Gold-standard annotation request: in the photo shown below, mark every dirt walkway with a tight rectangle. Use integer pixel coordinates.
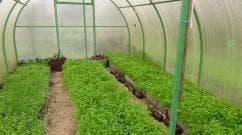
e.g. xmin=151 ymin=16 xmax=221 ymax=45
xmin=45 ymin=72 xmax=76 ymax=135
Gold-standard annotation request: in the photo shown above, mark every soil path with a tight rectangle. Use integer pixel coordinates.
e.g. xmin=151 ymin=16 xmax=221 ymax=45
xmin=45 ymin=72 xmax=76 ymax=135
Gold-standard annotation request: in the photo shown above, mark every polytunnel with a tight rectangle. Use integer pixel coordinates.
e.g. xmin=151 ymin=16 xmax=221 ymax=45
xmin=0 ymin=0 xmax=242 ymax=134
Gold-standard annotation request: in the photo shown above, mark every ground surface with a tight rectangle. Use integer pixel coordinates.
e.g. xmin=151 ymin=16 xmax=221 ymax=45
xmin=45 ymin=72 xmax=76 ymax=135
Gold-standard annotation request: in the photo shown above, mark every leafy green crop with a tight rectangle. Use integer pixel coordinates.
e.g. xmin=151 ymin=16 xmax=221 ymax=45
xmin=108 ymin=54 xmax=242 ymax=135
xmin=62 ymin=60 xmax=168 ymax=135
xmin=0 ymin=62 xmax=50 ymax=134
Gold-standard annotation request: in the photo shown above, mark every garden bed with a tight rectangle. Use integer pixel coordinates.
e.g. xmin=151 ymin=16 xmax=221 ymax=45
xmin=108 ymin=63 xmax=183 ymax=134
xmin=0 ymin=62 xmax=50 ymax=134
xmin=108 ymin=54 xmax=242 ymax=134
xmin=62 ymin=60 xmax=168 ymax=134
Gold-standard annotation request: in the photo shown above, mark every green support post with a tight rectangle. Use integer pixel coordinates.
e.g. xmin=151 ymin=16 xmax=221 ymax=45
xmin=82 ymin=0 xmax=88 ymax=59
xmin=91 ymin=0 xmax=97 ymax=55
xmin=169 ymin=0 xmax=193 ymax=135
xmin=53 ymin=0 xmax=61 ymax=57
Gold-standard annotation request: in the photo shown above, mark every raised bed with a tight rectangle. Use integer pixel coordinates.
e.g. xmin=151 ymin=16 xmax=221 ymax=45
xmin=0 ymin=62 xmax=50 ymax=134
xmin=108 ymin=54 xmax=242 ymax=134
xmin=108 ymin=63 xmax=183 ymax=135
xmin=90 ymin=53 xmax=109 ymax=68
xmin=62 ymin=60 xmax=168 ymax=134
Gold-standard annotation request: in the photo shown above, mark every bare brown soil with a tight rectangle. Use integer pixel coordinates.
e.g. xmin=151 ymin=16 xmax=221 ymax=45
xmin=45 ymin=72 xmax=76 ymax=135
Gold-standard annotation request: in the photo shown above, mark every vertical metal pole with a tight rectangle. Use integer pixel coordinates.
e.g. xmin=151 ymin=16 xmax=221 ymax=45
xmin=82 ymin=0 xmax=88 ymax=59
xmin=169 ymin=0 xmax=193 ymax=135
xmin=180 ymin=0 xmax=193 ymax=98
xmin=91 ymin=0 xmax=97 ymax=55
xmin=53 ymin=0 xmax=61 ymax=57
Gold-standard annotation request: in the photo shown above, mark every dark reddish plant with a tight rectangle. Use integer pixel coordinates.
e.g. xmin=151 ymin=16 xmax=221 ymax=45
xmin=49 ymin=53 xmax=66 ymax=72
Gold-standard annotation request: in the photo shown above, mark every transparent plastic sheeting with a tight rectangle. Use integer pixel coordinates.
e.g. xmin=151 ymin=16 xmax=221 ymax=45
xmin=0 ymin=0 xmax=242 ymax=106
xmin=15 ymin=0 xmax=128 ymax=59
xmin=195 ymin=0 xmax=242 ymax=105
xmin=0 ymin=0 xmax=25 ymax=82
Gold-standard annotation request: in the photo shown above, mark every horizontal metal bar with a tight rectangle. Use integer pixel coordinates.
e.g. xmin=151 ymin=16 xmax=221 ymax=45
xmin=16 ymin=25 xmax=127 ymax=28
xmin=119 ymin=0 xmax=180 ymax=8
xmin=57 ymin=1 xmax=92 ymax=5
xmin=13 ymin=0 xmax=28 ymax=6
xmin=16 ymin=25 xmax=55 ymax=28
xmin=95 ymin=26 xmax=127 ymax=28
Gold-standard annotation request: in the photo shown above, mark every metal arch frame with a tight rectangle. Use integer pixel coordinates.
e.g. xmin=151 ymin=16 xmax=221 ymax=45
xmin=5 ymin=0 xmax=204 ymax=93
xmin=15 ymin=25 xmax=128 ymax=28
xmin=119 ymin=0 xmax=181 ymax=8
xmin=125 ymin=0 xmax=146 ymax=60
xmin=3 ymin=0 xmax=206 ymax=134
xmin=149 ymin=0 xmax=168 ymax=71
xmin=13 ymin=1 xmax=31 ymax=64
xmin=2 ymin=1 xmax=18 ymax=73
xmin=117 ymin=0 xmax=204 ymax=85
xmin=13 ymin=0 xmax=131 ymax=58
xmin=193 ymin=8 xmax=204 ymax=86
xmin=109 ymin=0 xmax=131 ymax=55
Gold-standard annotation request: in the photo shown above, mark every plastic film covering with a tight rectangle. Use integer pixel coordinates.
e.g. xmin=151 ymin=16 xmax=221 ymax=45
xmin=60 ymin=28 xmax=85 ymax=59
xmin=96 ymin=28 xmax=128 ymax=54
xmin=58 ymin=4 xmax=84 ymax=26
xmin=129 ymin=0 xmax=150 ymax=5
xmin=95 ymin=0 xmax=128 ymax=53
xmin=112 ymin=0 xmax=128 ymax=7
xmin=135 ymin=5 xmax=164 ymax=67
xmin=96 ymin=0 xmax=125 ymax=26
xmin=0 ymin=0 xmax=25 ymax=79
xmin=15 ymin=0 xmax=128 ymax=60
xmin=195 ymin=0 xmax=242 ymax=105
xmin=16 ymin=28 xmax=57 ymax=60
xmin=185 ymin=12 xmax=201 ymax=84
xmin=4 ymin=4 xmax=22 ymax=71
xmin=17 ymin=0 xmax=55 ymax=26
xmin=60 ymin=27 xmax=94 ymax=58
xmin=156 ymin=2 xmax=180 ymax=73
xmin=57 ymin=4 xmax=93 ymax=58
xmin=16 ymin=0 xmax=56 ymax=60
xmin=121 ymin=7 xmax=143 ymax=58
xmin=0 ymin=0 xmax=14 ymax=82
xmin=1 ymin=0 xmax=241 ymax=106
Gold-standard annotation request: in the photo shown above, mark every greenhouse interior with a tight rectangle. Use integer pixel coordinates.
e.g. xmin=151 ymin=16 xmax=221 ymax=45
xmin=0 ymin=0 xmax=242 ymax=134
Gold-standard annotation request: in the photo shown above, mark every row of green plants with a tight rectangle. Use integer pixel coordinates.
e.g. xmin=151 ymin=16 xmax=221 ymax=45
xmin=0 ymin=62 xmax=50 ymax=134
xmin=108 ymin=54 xmax=242 ymax=135
xmin=62 ymin=60 xmax=168 ymax=134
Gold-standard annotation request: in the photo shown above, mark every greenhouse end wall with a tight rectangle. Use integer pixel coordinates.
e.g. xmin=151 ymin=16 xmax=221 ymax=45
xmin=0 ymin=0 xmax=242 ymax=106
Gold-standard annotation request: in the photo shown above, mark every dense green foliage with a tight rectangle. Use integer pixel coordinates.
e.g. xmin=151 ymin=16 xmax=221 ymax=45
xmin=63 ymin=60 xmax=168 ymax=135
xmin=109 ymin=54 xmax=242 ymax=135
xmin=0 ymin=62 xmax=50 ymax=134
